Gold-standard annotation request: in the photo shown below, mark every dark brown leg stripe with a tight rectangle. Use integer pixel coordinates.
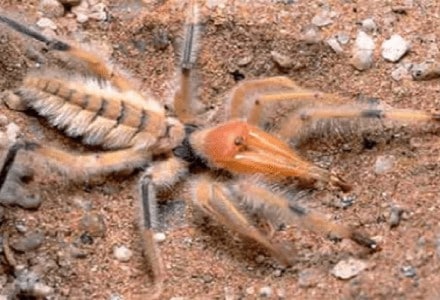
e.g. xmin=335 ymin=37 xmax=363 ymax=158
xmin=116 ymin=100 xmax=126 ymax=125
xmin=0 ymin=141 xmax=39 ymax=191
xmin=81 ymin=94 xmax=90 ymax=109
xmin=136 ymin=109 xmax=148 ymax=134
xmin=351 ymin=230 xmax=378 ymax=250
xmin=360 ymin=109 xmax=385 ymax=119
xmin=140 ymin=178 xmax=153 ymax=229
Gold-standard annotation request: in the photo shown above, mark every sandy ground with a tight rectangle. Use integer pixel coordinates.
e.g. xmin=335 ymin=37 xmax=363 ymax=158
xmin=1 ymin=0 xmax=440 ymax=299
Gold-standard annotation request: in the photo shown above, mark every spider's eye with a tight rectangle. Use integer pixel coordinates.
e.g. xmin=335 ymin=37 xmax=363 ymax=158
xmin=234 ymin=136 xmax=244 ymax=146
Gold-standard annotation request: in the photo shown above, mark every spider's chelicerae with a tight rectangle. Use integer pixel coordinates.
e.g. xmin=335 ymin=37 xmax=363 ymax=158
xmin=1 ymin=2 xmax=439 ymax=298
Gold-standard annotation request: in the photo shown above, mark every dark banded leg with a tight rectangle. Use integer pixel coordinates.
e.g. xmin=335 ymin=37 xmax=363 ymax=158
xmin=173 ymin=0 xmax=200 ymax=123
xmin=0 ymin=15 xmax=134 ymax=91
xmin=138 ymin=176 xmax=164 ymax=298
xmin=137 ymin=157 xmax=187 ymax=298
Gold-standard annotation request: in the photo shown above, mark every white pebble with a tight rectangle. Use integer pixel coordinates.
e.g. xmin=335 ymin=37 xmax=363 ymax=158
xmin=312 ymin=11 xmax=333 ymax=27
xmin=374 ymin=155 xmax=396 ymax=174
xmin=154 ymin=232 xmax=166 ymax=243
xmin=36 ymin=17 xmax=57 ymax=30
xmin=39 ymin=0 xmax=65 ymax=18
xmin=381 ymin=34 xmax=410 ymax=62
xmin=361 ymin=18 xmax=377 ymax=33
xmin=76 ymin=13 xmax=89 ymax=24
xmin=336 ymin=32 xmax=349 ymax=44
xmin=113 ymin=245 xmax=132 ymax=262
xmin=327 ymin=37 xmax=344 ymax=53
xmin=6 ymin=122 xmax=20 ymax=143
xmin=350 ymin=31 xmax=375 ymax=70
xmin=259 ymin=286 xmax=273 ymax=298
xmin=331 ymin=258 xmax=367 ymax=280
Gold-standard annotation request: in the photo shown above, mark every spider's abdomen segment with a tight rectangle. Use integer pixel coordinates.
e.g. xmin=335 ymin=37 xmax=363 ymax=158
xmin=19 ymin=75 xmax=166 ymax=149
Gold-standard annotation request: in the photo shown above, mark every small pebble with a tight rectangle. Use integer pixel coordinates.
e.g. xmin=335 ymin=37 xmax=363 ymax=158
xmin=17 ymin=195 xmax=42 ymax=210
xmin=327 ymin=37 xmax=344 ymax=53
xmin=80 ymin=213 xmax=106 ymax=237
xmin=361 ymin=18 xmax=377 ymax=33
xmin=11 ymin=231 xmax=45 ymax=252
xmin=154 ymin=232 xmax=166 ymax=243
xmin=336 ymin=32 xmax=349 ymax=44
xmin=259 ymin=286 xmax=273 ymax=298
xmin=6 ymin=122 xmax=21 ymax=143
xmin=298 ymin=268 xmax=320 ymax=288
xmin=255 ymin=254 xmax=265 ymax=263
xmin=381 ymin=34 xmax=410 ymax=62
xmin=331 ymin=258 xmax=367 ymax=280
xmin=109 ymin=294 xmax=124 ymax=300
xmin=36 ymin=17 xmax=57 ymax=30
xmin=76 ymin=13 xmax=89 ymax=24
xmin=31 ymin=282 xmax=54 ymax=297
xmin=302 ymin=25 xmax=321 ymax=44
xmin=401 ymin=265 xmax=416 ymax=277
xmin=224 ymin=286 xmax=234 ymax=300
xmin=271 ymin=51 xmax=293 ymax=69
xmin=374 ymin=155 xmax=396 ymax=174
xmin=39 ymin=0 xmax=65 ymax=18
xmin=312 ymin=10 xmax=333 ymax=27
xmin=113 ymin=245 xmax=133 ymax=262
xmin=236 ymin=55 xmax=253 ymax=67
xmin=245 ymin=286 xmax=255 ymax=295
xmin=351 ymin=31 xmax=375 ymax=71
xmin=391 ymin=65 xmax=410 ymax=81
xmin=389 ymin=205 xmax=404 ymax=228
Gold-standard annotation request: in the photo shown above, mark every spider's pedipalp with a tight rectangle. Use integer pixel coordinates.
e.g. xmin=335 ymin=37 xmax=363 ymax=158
xmin=191 ymin=176 xmax=294 ymax=266
xmin=189 ymin=120 xmax=351 ymax=191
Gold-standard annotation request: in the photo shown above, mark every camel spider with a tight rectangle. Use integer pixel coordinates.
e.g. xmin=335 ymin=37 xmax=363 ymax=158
xmin=0 ymin=1 xmax=437 ymax=298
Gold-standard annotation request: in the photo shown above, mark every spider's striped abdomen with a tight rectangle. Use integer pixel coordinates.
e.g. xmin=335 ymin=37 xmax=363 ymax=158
xmin=19 ymin=74 xmax=167 ymax=150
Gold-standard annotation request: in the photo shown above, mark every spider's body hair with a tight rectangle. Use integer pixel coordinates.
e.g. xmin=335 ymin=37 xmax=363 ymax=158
xmin=18 ymin=74 xmax=181 ymax=151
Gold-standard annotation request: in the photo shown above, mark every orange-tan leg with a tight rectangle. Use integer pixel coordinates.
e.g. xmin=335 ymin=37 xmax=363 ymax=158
xmin=191 ymin=176 xmax=295 ymax=266
xmin=27 ymin=142 xmax=151 ymax=179
xmin=235 ymin=179 xmax=377 ymax=250
xmin=227 ymin=76 xmax=344 ymax=125
xmin=277 ymin=105 xmax=440 ymax=140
